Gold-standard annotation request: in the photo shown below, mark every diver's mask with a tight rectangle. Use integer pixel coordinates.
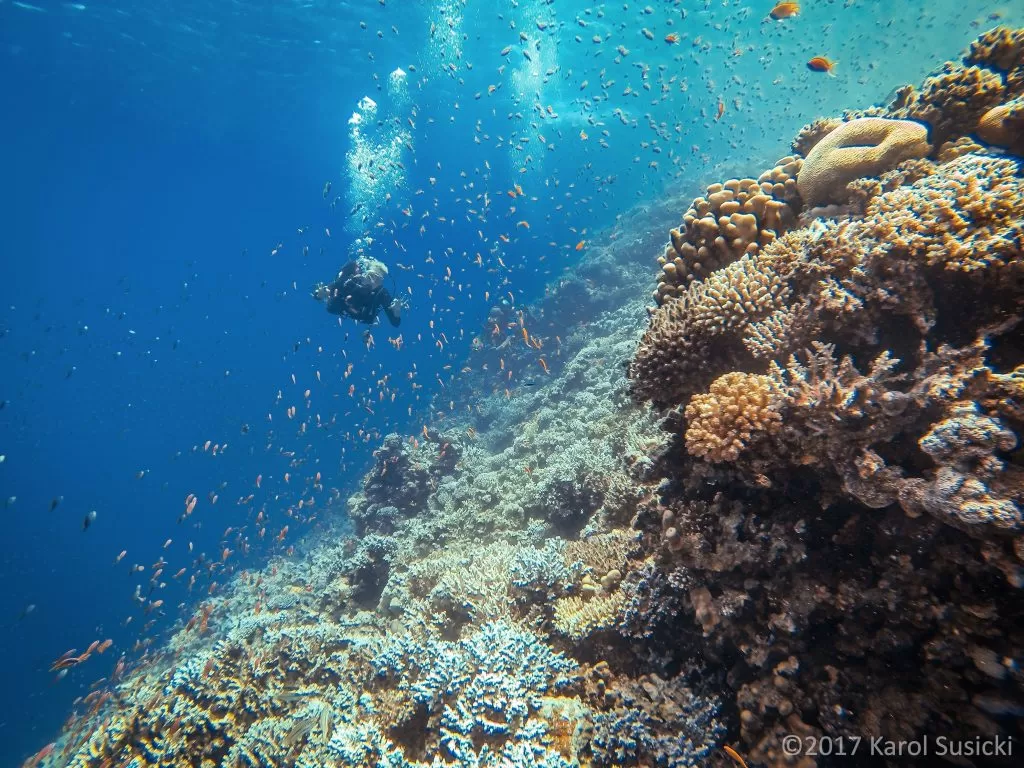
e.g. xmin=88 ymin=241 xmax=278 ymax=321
xmin=358 ymin=257 xmax=388 ymax=291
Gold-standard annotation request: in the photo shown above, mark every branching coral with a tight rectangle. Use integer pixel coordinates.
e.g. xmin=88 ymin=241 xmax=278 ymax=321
xmin=553 ymin=590 xmax=626 ymax=641
xmin=630 ymin=245 xmax=795 ymax=407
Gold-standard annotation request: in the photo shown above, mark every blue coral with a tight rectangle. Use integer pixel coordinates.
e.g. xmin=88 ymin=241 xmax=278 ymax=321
xmin=589 ymin=678 xmax=724 ymax=767
xmin=373 ymin=620 xmax=581 ymax=766
xmin=509 ymin=540 xmax=583 ymax=594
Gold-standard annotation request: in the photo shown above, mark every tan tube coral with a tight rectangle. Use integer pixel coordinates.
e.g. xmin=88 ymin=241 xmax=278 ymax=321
xmin=797 ymin=117 xmax=931 ymax=207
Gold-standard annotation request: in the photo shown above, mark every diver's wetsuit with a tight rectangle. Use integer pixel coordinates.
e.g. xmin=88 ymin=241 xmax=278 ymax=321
xmin=324 ymin=260 xmax=401 ymax=326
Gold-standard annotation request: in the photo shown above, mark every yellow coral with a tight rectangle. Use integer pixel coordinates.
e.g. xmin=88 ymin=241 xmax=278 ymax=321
xmin=797 ymin=118 xmax=931 ymax=207
xmin=864 ymin=154 xmax=1023 ymax=276
xmin=890 ymin=64 xmax=1006 ymax=148
xmin=565 ymin=530 xmax=634 ymax=576
xmin=966 ymin=25 xmax=1024 ymax=76
xmin=685 ymin=373 xmax=783 ymax=462
xmin=553 ymin=590 xmax=626 ymax=640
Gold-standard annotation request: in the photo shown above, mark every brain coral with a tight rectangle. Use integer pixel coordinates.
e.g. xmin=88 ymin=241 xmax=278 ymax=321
xmin=796 ymin=117 xmax=931 ymax=207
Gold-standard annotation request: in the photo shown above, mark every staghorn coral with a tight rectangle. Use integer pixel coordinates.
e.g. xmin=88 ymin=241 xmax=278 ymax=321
xmin=684 ymin=372 xmax=784 ymax=462
xmin=654 ymin=156 xmax=802 ymax=305
xmin=796 ymin=117 xmax=931 ymax=207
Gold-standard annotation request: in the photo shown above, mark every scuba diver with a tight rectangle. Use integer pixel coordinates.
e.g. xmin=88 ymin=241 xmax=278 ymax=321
xmin=312 ymin=255 xmax=403 ymax=327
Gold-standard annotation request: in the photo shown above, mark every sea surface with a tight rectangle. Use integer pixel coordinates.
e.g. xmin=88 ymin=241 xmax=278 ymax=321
xmin=1 ymin=1 xmax=1021 ymax=766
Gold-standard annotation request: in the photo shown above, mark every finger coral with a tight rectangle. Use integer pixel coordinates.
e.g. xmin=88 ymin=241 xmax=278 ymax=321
xmin=684 ymin=372 xmax=783 ymax=462
xmin=796 ymin=117 xmax=931 ymax=207
xmin=655 ymin=156 xmax=801 ymax=305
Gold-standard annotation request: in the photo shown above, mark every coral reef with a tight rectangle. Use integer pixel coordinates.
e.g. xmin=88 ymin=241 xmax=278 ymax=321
xmin=37 ymin=25 xmax=1024 ymax=768
xmin=627 ymin=26 xmax=1024 ymax=768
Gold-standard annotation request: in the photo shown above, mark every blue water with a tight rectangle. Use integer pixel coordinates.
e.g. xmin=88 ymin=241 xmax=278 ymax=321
xmin=1 ymin=0 xmax=1019 ymax=763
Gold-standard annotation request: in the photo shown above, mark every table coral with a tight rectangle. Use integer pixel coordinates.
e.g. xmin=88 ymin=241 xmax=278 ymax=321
xmin=796 ymin=117 xmax=931 ymax=207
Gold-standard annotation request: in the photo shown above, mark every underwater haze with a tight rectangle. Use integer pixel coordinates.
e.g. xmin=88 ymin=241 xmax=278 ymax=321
xmin=2 ymin=1 xmax=1023 ymax=767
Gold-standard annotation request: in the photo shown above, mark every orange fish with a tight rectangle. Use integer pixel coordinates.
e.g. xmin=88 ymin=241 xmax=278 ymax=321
xmin=579 ymin=129 xmax=588 ymax=140
xmin=516 ymin=220 xmax=530 ymax=229
xmin=575 ymin=240 xmax=585 ymax=251
xmin=769 ymin=2 xmax=799 ymax=20
xmin=807 ymin=56 xmax=836 ymax=75
xmin=664 ymin=32 xmax=679 ymax=44
xmin=539 ymin=358 xmax=549 ymax=374
xmin=722 ymin=745 xmax=749 ymax=768
xmin=716 ymin=100 xmax=725 ymax=121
